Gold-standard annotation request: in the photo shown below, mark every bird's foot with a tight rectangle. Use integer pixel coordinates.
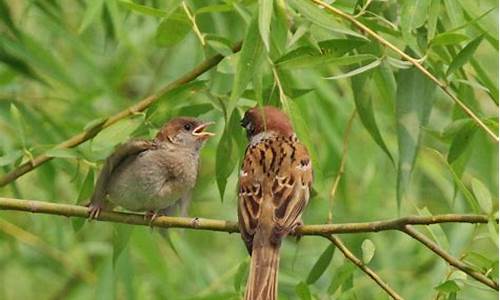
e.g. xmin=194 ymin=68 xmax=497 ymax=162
xmin=290 ymin=220 xmax=304 ymax=239
xmin=87 ymin=202 xmax=104 ymax=220
xmin=191 ymin=217 xmax=200 ymax=228
xmin=145 ymin=210 xmax=160 ymax=228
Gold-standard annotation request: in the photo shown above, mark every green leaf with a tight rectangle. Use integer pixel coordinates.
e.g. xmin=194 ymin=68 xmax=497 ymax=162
xmin=417 ymin=206 xmax=450 ymax=249
xmin=427 ymin=0 xmax=440 ymax=40
xmin=46 ymin=148 xmax=78 ymax=159
xmin=295 ymin=281 xmax=312 ymax=300
xmin=278 ymin=54 xmax=375 ymax=70
xmin=463 ymin=252 xmax=494 ymax=272
xmin=351 ymin=73 xmax=394 ymax=163
xmin=206 ymin=35 xmax=234 ymax=56
xmin=447 ymin=120 xmax=477 ymax=164
xmin=447 ymin=35 xmax=483 ymax=76
xmin=435 ymin=280 xmax=460 ymax=293
xmin=306 ymin=244 xmax=335 ymax=284
xmin=215 ymin=111 xmax=240 ymax=201
xmin=258 ymin=0 xmax=273 ymax=51
xmin=324 ymin=58 xmax=382 ymax=80
xmin=112 ymin=223 xmax=133 ymax=265
xmin=0 ymin=0 xmax=17 ymax=34
xmin=233 ymin=259 xmax=249 ymax=293
xmin=77 ymin=168 xmax=95 ymax=204
xmin=373 ymin=61 xmax=397 ymax=104
xmin=290 ymin=0 xmax=367 ymax=40
xmin=396 ymin=68 xmax=436 ymax=210
xmin=400 ymin=0 xmax=431 ymax=51
xmin=228 ymin=14 xmax=264 ymax=116
xmin=10 ymin=103 xmax=26 ymax=148
xmin=328 ymin=262 xmax=355 ymax=294
xmin=155 ymin=10 xmax=191 ymax=47
xmin=95 ymin=258 xmax=115 ymax=300
xmin=470 ymin=177 xmax=492 ymax=214
xmin=361 ymin=239 xmax=375 ymax=264
xmin=118 ymin=0 xmax=167 ymax=17
xmin=91 ymin=115 xmax=145 ymax=155
xmin=443 ymin=0 xmax=464 ymax=27
xmin=0 ymin=150 xmax=23 ymax=167
xmin=430 ymin=32 xmax=469 ymax=46
xmin=487 ymin=219 xmax=499 ymax=247
xmin=79 ymin=0 xmax=104 ymax=34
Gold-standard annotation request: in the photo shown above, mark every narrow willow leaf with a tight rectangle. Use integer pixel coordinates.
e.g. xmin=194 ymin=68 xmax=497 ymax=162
xmin=373 ymin=61 xmax=397 ymax=104
xmin=417 ymin=206 xmax=450 ymax=249
xmin=430 ymin=32 xmax=469 ymax=46
xmin=463 ymin=252 xmax=494 ymax=272
xmin=443 ymin=0 xmax=464 ymax=27
xmin=470 ymin=58 xmax=499 ymax=104
xmin=77 ymin=168 xmax=95 ymax=204
xmin=206 ymin=35 xmax=234 ymax=56
xmin=234 ymin=259 xmax=249 ymax=293
xmin=112 ymin=223 xmax=133 ymax=264
xmin=228 ymin=14 xmax=264 ymax=116
xmin=196 ymin=4 xmax=233 ymax=14
xmin=118 ymin=0 xmax=167 ymax=17
xmin=487 ymin=219 xmax=498 ymax=247
xmin=447 ymin=120 xmax=477 ymax=164
xmin=95 ymin=258 xmax=115 ymax=300
xmin=427 ymin=0 xmax=440 ymax=40
xmin=324 ymin=58 xmax=381 ymax=80
xmin=0 ymin=150 xmax=23 ymax=166
xmin=0 ymin=0 xmax=17 ymax=33
xmin=396 ymin=68 xmax=436 ymax=210
xmin=290 ymin=0 xmax=367 ymax=40
xmin=278 ymin=54 xmax=374 ymax=70
xmin=361 ymin=239 xmax=375 ymax=264
xmin=79 ymin=0 xmax=104 ymax=34
xmin=258 ymin=0 xmax=273 ymax=51
xmin=387 ymin=57 xmax=413 ymax=69
xmin=351 ymin=73 xmax=394 ymax=163
xmin=215 ymin=112 xmax=240 ymax=201
xmin=10 ymin=104 xmax=26 ymax=148
xmin=46 ymin=148 xmax=78 ymax=159
xmin=328 ymin=262 xmax=355 ymax=294
xmin=295 ymin=281 xmax=312 ymax=300
xmin=155 ymin=10 xmax=191 ymax=47
xmin=306 ymin=244 xmax=335 ymax=284
xmin=446 ymin=35 xmax=483 ymax=76
xmin=400 ymin=0 xmax=430 ymax=50
xmin=435 ymin=280 xmax=460 ymax=293
xmin=470 ymin=178 xmax=492 ymax=214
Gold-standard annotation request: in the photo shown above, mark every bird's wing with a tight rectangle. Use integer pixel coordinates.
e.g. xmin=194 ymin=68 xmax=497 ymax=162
xmin=90 ymin=139 xmax=156 ymax=203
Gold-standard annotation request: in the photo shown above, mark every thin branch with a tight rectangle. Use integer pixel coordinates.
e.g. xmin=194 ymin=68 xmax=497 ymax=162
xmin=182 ymin=1 xmax=206 ymax=46
xmin=0 ymin=42 xmax=242 ymax=187
xmin=310 ymin=0 xmax=499 ymax=142
xmin=325 ymin=235 xmax=404 ymax=300
xmin=400 ymin=225 xmax=498 ymax=291
xmin=328 ymin=110 xmax=356 ymax=223
xmin=0 ymin=197 xmax=495 ymax=235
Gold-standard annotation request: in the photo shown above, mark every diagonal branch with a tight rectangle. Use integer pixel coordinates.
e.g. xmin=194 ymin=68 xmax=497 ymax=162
xmin=0 ymin=197 xmax=495 ymax=234
xmin=325 ymin=235 xmax=404 ymax=300
xmin=400 ymin=225 xmax=498 ymax=291
xmin=310 ymin=0 xmax=499 ymax=142
xmin=0 ymin=42 xmax=242 ymax=187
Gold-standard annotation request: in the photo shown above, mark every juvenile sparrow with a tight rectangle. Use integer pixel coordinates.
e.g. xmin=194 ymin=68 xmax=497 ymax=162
xmin=88 ymin=117 xmax=214 ymax=221
xmin=238 ymin=106 xmax=313 ymax=300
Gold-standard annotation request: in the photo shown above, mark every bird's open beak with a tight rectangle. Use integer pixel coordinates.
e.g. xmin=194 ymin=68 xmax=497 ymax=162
xmin=192 ymin=122 xmax=215 ymax=140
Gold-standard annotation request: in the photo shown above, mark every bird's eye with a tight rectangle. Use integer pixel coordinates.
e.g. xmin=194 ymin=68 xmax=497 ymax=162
xmin=184 ymin=123 xmax=192 ymax=131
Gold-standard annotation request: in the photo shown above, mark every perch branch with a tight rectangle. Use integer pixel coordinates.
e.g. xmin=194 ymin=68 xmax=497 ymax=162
xmin=400 ymin=225 xmax=498 ymax=291
xmin=310 ymin=0 xmax=499 ymax=142
xmin=0 ymin=197 xmax=495 ymax=234
xmin=0 ymin=42 xmax=242 ymax=187
xmin=325 ymin=235 xmax=403 ymax=300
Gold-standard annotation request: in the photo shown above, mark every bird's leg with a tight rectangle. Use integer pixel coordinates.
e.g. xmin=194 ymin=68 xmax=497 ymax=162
xmin=290 ymin=218 xmax=304 ymax=242
xmin=87 ymin=201 xmax=108 ymax=220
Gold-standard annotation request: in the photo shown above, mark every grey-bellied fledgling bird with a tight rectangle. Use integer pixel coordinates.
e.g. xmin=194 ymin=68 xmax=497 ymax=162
xmin=88 ymin=117 xmax=214 ymax=221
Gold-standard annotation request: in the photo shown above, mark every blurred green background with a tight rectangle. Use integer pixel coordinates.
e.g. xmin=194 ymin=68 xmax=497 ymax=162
xmin=0 ymin=0 xmax=498 ymax=299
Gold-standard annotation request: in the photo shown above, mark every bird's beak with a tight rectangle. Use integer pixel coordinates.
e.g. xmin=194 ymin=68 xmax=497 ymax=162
xmin=192 ymin=122 xmax=215 ymax=140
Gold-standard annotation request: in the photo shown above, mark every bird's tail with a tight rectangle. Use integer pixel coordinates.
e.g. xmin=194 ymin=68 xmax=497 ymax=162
xmin=244 ymin=242 xmax=280 ymax=300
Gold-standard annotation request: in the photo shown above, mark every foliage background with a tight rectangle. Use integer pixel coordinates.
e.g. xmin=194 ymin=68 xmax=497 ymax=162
xmin=0 ymin=0 xmax=498 ymax=299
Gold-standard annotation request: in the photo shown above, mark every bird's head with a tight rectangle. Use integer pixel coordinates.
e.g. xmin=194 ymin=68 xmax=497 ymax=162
xmin=156 ymin=117 xmax=215 ymax=150
xmin=240 ymin=106 xmax=294 ymax=139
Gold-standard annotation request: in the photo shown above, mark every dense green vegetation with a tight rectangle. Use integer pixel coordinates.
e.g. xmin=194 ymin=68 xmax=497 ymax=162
xmin=0 ymin=0 xmax=498 ymax=299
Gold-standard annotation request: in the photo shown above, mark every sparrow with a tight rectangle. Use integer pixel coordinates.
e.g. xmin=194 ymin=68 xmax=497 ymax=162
xmin=238 ymin=106 xmax=313 ymax=300
xmin=88 ymin=117 xmax=214 ymax=221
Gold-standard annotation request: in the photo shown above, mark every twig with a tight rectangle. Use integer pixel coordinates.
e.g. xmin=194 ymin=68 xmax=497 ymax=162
xmin=0 ymin=197 xmax=495 ymax=235
xmin=325 ymin=235 xmax=404 ymax=300
xmin=328 ymin=110 xmax=356 ymax=223
xmin=182 ymin=1 xmax=206 ymax=46
xmin=400 ymin=225 xmax=498 ymax=291
xmin=310 ymin=0 xmax=499 ymax=142
xmin=0 ymin=42 xmax=242 ymax=187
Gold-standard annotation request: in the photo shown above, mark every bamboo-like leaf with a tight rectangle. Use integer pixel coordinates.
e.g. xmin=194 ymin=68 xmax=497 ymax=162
xmin=324 ymin=58 xmax=381 ymax=80
xmin=396 ymin=68 xmax=436 ymax=210
xmin=430 ymin=32 xmax=469 ymax=46
xmin=361 ymin=239 xmax=375 ymax=264
xmin=278 ymin=54 xmax=375 ymax=70
xmin=447 ymin=35 xmax=483 ymax=76
xmin=118 ymin=0 xmax=167 ymax=17
xmin=258 ymin=0 xmax=273 ymax=51
xmin=328 ymin=262 xmax=355 ymax=294
xmin=295 ymin=281 xmax=312 ymax=300
xmin=470 ymin=177 xmax=492 ymax=214
xmin=306 ymin=244 xmax=335 ymax=284
xmin=155 ymin=10 xmax=191 ymax=47
xmin=351 ymin=73 xmax=394 ymax=163
xmin=79 ymin=0 xmax=104 ymax=34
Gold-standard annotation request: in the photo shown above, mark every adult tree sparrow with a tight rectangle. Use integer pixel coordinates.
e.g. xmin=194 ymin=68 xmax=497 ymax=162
xmin=238 ymin=106 xmax=313 ymax=300
xmin=88 ymin=117 xmax=214 ymax=221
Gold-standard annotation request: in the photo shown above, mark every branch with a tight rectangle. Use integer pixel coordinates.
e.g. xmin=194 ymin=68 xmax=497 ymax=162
xmin=400 ymin=225 xmax=498 ymax=291
xmin=325 ymin=235 xmax=403 ymax=300
xmin=0 ymin=42 xmax=242 ymax=187
xmin=0 ymin=197 xmax=494 ymax=235
xmin=310 ymin=0 xmax=499 ymax=142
